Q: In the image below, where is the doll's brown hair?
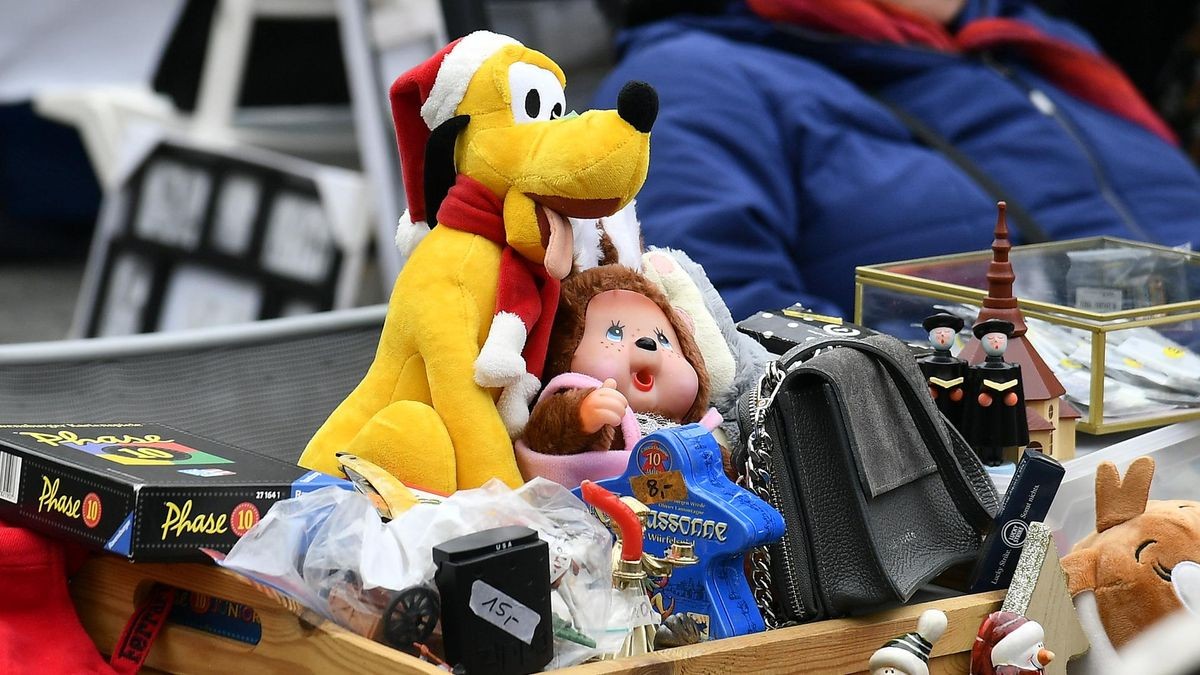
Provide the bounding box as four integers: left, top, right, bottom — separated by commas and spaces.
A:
543, 263, 711, 423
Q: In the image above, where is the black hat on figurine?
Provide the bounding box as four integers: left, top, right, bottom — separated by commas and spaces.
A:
922, 313, 964, 333
972, 318, 1015, 340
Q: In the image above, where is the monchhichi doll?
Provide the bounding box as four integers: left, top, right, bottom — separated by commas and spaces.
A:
515, 260, 721, 488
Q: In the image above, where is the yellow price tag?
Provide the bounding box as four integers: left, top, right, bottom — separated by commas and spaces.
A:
630, 470, 688, 505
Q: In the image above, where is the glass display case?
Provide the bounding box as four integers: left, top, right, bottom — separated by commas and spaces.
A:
856, 236, 1200, 434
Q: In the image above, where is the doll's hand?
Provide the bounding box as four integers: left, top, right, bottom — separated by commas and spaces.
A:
580, 379, 629, 433
928, 386, 939, 400
1003, 392, 1019, 407
978, 392, 993, 407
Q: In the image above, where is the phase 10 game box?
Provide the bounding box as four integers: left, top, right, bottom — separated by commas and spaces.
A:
0, 423, 348, 561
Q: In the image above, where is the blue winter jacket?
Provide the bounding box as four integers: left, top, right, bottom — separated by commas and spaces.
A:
592, 0, 1200, 320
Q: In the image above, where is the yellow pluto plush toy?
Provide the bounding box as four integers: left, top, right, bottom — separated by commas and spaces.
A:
299, 32, 656, 493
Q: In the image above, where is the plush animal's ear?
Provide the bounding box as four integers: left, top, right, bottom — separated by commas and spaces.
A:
1061, 548, 1099, 595
1096, 457, 1155, 533
597, 227, 620, 267
423, 114, 471, 225
673, 307, 695, 335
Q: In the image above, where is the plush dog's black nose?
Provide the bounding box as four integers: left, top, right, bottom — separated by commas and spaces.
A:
635, 336, 658, 351
617, 81, 658, 133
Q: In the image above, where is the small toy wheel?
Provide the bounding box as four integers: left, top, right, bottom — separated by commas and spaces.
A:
382, 586, 440, 649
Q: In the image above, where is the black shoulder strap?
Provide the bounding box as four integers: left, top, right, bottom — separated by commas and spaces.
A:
871, 96, 1050, 244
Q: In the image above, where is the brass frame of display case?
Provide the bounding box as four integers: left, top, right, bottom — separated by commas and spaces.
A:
855, 237, 1200, 434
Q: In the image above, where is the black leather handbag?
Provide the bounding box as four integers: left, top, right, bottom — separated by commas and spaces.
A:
736, 334, 999, 627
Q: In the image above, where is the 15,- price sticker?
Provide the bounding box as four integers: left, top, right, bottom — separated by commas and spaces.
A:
630, 469, 687, 505
469, 580, 541, 645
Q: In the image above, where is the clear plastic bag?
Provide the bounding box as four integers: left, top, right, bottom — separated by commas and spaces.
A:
220, 478, 634, 668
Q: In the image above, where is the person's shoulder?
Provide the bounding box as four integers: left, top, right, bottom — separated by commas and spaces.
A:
602, 18, 846, 100
998, 0, 1101, 53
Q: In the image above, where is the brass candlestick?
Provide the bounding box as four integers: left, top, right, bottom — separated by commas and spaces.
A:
580, 483, 701, 658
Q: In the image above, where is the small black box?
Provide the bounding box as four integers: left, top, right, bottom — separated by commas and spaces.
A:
0, 422, 347, 561
433, 525, 553, 675
737, 304, 932, 357
969, 449, 1065, 592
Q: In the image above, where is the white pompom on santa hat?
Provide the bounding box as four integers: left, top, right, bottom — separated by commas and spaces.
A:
389, 31, 522, 260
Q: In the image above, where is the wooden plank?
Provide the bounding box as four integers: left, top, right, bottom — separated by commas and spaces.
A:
70, 556, 439, 675
557, 591, 1005, 675
71, 555, 1004, 674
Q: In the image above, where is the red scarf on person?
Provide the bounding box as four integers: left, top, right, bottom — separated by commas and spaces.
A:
746, 0, 1177, 144
435, 174, 559, 379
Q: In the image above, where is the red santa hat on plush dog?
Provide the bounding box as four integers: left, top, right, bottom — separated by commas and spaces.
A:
389, 30, 520, 257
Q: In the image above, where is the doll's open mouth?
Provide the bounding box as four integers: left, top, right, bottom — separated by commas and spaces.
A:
633, 370, 654, 392
1155, 561, 1174, 582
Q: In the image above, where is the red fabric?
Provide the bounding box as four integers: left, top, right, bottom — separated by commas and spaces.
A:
746, 0, 1176, 144
436, 174, 561, 379
0, 520, 115, 675
749, 0, 955, 49
388, 38, 463, 224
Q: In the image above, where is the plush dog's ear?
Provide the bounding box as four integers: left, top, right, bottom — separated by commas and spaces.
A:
423, 114, 471, 224
1096, 457, 1154, 532
1061, 548, 1098, 595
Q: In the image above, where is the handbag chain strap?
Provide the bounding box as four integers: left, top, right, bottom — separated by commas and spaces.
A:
741, 360, 787, 629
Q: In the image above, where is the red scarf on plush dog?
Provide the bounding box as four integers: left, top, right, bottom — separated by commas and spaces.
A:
746, 0, 1176, 144
435, 174, 559, 379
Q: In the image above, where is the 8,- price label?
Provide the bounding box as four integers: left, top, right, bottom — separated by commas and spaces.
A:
630, 469, 687, 505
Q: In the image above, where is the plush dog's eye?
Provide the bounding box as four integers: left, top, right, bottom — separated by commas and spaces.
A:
655, 328, 673, 350
606, 321, 624, 342
509, 62, 566, 124
524, 90, 540, 118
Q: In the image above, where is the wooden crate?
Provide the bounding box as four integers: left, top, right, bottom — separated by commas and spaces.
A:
71, 556, 1004, 675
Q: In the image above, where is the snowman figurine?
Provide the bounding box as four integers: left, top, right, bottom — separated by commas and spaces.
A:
868, 609, 947, 675
971, 611, 1055, 675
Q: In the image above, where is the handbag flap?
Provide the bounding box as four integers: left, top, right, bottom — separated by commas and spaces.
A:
792, 345, 937, 498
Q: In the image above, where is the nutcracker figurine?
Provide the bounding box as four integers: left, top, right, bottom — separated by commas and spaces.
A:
962, 319, 1029, 466
918, 313, 967, 427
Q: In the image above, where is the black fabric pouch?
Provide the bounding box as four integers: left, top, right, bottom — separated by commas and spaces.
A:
736, 334, 998, 626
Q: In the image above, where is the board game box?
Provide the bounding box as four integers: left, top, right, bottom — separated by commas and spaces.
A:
0, 422, 348, 561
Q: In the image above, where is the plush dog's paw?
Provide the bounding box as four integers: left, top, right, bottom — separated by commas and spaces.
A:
497, 373, 542, 438
475, 312, 529, 387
